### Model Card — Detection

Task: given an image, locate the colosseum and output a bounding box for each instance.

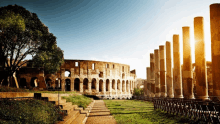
[16,59,137,99]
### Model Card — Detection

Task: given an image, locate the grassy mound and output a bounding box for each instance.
[104,100,192,124]
[0,99,62,124]
[62,95,92,109]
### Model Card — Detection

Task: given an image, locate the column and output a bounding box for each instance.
[194,17,209,100]
[80,79,83,93]
[166,41,174,98]
[173,35,184,98]
[96,79,99,93]
[61,68,65,91]
[210,3,220,99]
[159,45,167,97]
[147,67,151,97]
[182,27,194,99]
[154,49,160,97]
[88,79,92,93]
[150,53,155,97]
[110,80,112,96]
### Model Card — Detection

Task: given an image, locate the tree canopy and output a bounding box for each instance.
[0,5,63,85]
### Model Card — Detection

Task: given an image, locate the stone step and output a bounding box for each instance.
[71,113,86,124]
[59,102,73,109]
[48,96,63,101]
[58,110,80,124]
[75,107,84,113]
[62,105,76,115]
[54,99,67,105]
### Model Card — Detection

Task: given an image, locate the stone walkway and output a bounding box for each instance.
[85,100,117,124]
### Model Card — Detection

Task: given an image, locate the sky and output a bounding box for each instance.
[1,0,219,79]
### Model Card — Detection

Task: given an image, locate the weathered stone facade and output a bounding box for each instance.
[18,59,137,99]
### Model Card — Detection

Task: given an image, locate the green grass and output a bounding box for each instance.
[0,99,62,124]
[62,95,92,109]
[104,100,193,124]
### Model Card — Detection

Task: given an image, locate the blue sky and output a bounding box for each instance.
[1,0,219,79]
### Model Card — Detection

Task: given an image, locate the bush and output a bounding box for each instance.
[133,88,144,96]
[0,99,62,124]
[62,95,92,109]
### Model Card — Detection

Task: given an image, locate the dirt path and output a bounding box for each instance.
[85,100,117,124]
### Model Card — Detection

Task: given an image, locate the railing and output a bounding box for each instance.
[153,98,220,123]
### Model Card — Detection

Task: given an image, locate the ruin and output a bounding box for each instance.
[194,17,209,100]
[210,3,220,99]
[173,35,184,98]
[154,49,160,97]
[159,45,166,97]
[166,41,174,98]
[182,27,194,99]
[12,60,137,99]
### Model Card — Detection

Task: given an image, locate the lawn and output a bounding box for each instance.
[104,100,192,124]
[62,94,93,109]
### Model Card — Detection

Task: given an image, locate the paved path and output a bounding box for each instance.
[85,100,117,124]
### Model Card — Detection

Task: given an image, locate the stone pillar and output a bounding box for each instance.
[61,79,65,91]
[147,67,151,97]
[194,17,209,100]
[88,79,92,93]
[61,68,65,91]
[159,45,167,97]
[71,78,74,91]
[80,80,83,93]
[103,80,106,95]
[150,53,155,97]
[182,27,194,99]
[154,49,160,97]
[210,3,220,99]
[166,41,174,98]
[96,79,99,93]
[173,35,184,98]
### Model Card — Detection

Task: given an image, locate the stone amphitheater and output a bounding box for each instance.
[17,59,137,99]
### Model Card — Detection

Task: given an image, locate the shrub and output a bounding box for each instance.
[133,88,144,96]
[0,99,62,124]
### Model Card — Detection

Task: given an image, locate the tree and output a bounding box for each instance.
[32,44,64,74]
[0,5,63,86]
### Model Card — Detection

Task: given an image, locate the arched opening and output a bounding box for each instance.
[65,70,71,77]
[106,79,110,91]
[117,80,120,91]
[112,79,115,90]
[92,78,96,90]
[46,78,52,87]
[74,78,80,91]
[122,73,125,79]
[99,79,103,92]
[130,81,132,92]
[55,78,61,89]
[31,77,38,87]
[20,78,27,88]
[126,80,129,92]
[65,79,71,91]
[122,80,125,92]
[83,78,88,91]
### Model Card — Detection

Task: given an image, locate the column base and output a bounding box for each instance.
[196,96,209,100]
[174,95,184,99]
[167,94,174,98]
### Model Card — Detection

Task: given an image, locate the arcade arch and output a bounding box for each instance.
[74,78,80,91]
[106,79,110,91]
[65,79,71,91]
[83,78,88,91]
[99,79,103,92]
